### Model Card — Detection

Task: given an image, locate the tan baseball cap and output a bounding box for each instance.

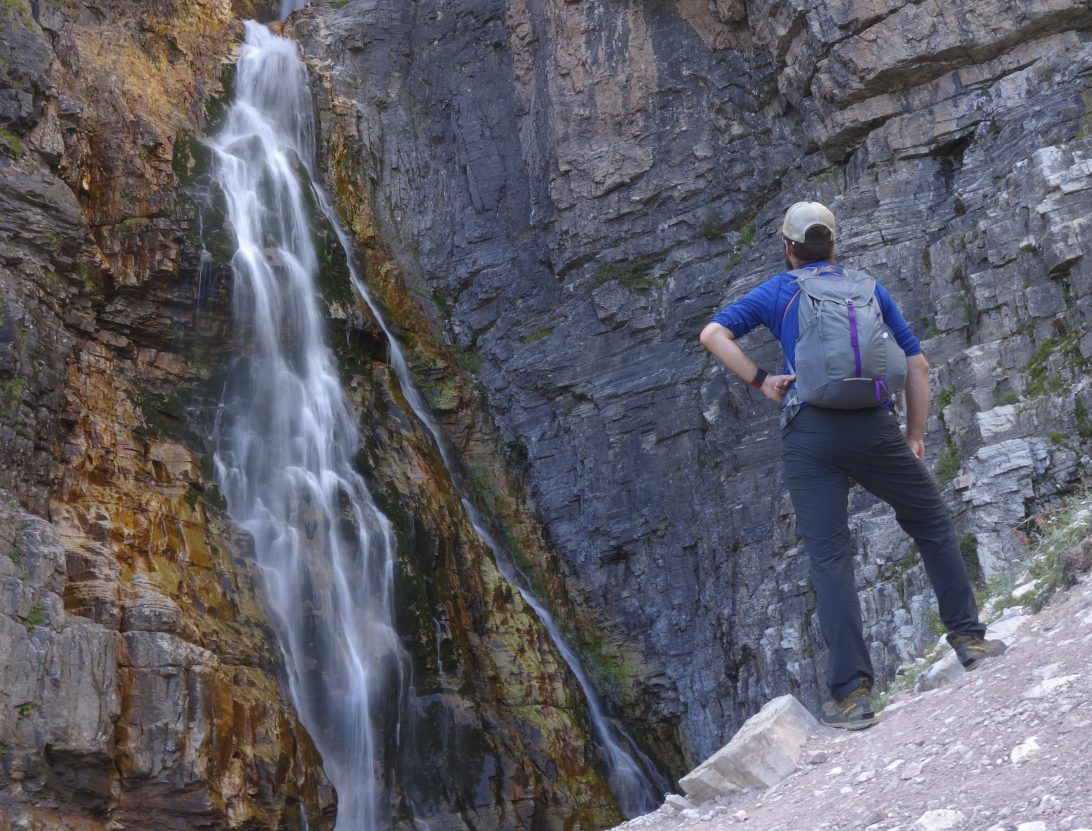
[782,201,836,243]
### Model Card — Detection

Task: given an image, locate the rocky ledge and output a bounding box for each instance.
[616,536,1092,831]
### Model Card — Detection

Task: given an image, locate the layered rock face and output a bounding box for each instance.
[1,1,337,827]
[302,67,634,830]
[2,1,628,828]
[4,0,1092,827]
[292,0,1092,771]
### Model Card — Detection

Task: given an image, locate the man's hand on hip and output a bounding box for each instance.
[761,374,796,402]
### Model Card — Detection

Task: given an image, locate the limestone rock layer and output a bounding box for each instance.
[0,0,337,827]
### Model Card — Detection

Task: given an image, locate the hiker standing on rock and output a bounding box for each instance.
[699,201,1005,730]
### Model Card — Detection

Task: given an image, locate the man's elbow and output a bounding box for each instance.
[700,322,728,349]
[908,352,930,375]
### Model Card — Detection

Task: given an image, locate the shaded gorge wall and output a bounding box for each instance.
[289,0,1092,768]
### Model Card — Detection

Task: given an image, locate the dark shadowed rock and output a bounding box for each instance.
[293,0,1092,775]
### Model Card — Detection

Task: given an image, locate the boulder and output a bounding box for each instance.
[679,695,818,803]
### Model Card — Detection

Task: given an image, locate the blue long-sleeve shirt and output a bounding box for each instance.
[712,262,923,376]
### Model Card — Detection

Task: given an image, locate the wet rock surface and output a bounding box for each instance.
[0,495,335,830]
[3,0,636,827]
[1,0,335,827]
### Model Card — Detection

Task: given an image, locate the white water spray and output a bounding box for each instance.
[210,21,664,826]
[337,253,666,816]
[210,22,399,830]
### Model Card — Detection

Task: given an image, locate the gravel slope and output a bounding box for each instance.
[612,571,1092,831]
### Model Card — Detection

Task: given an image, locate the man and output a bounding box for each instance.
[699,201,1004,730]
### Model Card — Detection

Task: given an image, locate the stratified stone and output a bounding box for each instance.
[0,498,120,816]
[0,1,339,826]
[293,0,1092,790]
[6,0,1092,824]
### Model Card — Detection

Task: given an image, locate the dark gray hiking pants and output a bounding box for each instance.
[781,406,985,702]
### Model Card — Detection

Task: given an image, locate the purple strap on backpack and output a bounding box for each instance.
[846,299,862,377]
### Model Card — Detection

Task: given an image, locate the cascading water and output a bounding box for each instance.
[323,232,667,815]
[209,20,665,827]
[308,137,667,826]
[209,22,400,830]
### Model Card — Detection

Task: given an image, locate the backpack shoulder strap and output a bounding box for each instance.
[780,268,814,326]
[781,287,802,327]
[787,267,817,281]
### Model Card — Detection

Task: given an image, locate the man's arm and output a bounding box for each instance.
[904,353,930,459]
[699,322,795,402]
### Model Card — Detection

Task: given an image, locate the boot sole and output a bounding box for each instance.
[821,714,877,731]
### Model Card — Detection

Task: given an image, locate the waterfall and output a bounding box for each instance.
[209,22,399,830]
[209,20,665,827]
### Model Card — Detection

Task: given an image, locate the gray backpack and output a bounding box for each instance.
[787,266,907,409]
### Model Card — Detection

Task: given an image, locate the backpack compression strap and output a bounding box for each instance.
[847,299,862,377]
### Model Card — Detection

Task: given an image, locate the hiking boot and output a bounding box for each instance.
[947,633,1007,670]
[820,682,876,731]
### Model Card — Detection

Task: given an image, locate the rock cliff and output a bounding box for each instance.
[291,0,1092,776]
[2,0,631,828]
[1,0,337,827]
[3,0,1092,828]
